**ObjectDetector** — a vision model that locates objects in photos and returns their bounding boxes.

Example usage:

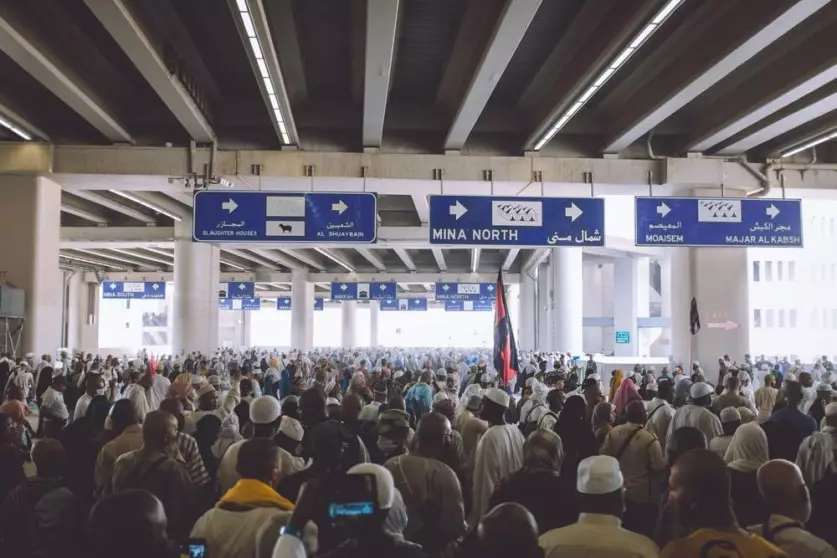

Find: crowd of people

[0,348,836,557]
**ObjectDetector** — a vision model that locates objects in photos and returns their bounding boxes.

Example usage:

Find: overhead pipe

[740,157,771,198]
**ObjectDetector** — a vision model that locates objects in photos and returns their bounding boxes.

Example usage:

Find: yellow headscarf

[609,369,624,402]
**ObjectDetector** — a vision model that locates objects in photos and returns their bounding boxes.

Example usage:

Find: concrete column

[173,218,220,356]
[519,272,536,350]
[613,257,650,357]
[66,272,99,354]
[582,263,604,353]
[0,175,62,356]
[506,283,520,343]
[536,262,551,351]
[242,309,253,349]
[291,269,314,351]
[370,302,380,347]
[665,248,693,366]
[341,301,358,349]
[551,248,583,353]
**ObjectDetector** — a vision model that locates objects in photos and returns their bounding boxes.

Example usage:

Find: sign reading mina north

[635,197,803,247]
[193,191,378,244]
[428,195,605,247]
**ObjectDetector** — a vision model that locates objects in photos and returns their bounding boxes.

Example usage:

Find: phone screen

[325,473,378,527]
[328,501,375,518]
[180,539,207,558]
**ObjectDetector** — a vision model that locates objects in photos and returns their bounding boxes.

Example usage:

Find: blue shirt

[769,407,818,438]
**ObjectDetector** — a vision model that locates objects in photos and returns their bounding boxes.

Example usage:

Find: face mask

[377,437,399,454]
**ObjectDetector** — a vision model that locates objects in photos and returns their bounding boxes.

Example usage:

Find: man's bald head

[477,503,540,558]
[341,393,363,421]
[757,459,811,523]
[32,438,67,478]
[142,410,177,451]
[626,399,647,424]
[415,412,451,458]
[89,490,167,558]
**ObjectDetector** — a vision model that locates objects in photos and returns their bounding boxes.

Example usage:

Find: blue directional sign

[102,281,166,300]
[615,331,631,344]
[330,282,397,301]
[429,195,605,246]
[218,297,261,310]
[219,281,255,299]
[381,298,428,311]
[435,282,496,301]
[276,297,292,310]
[314,298,324,311]
[445,300,494,312]
[635,197,803,247]
[193,191,378,243]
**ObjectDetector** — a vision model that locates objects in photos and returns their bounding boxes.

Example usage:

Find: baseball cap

[577,455,623,495]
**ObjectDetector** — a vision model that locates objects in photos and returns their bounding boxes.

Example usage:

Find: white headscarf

[724,422,769,473]
[458,384,483,417]
[796,432,836,487]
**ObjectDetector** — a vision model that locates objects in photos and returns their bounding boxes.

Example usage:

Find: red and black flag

[494,268,519,387]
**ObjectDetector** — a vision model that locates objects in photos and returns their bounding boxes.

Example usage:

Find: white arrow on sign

[442,284,450,291]
[657,202,671,218]
[766,204,780,220]
[379,284,387,291]
[487,285,495,291]
[707,320,739,330]
[340,284,348,291]
[449,201,468,220]
[109,283,117,290]
[332,200,348,214]
[238,283,246,290]
[152,283,160,290]
[222,199,238,214]
[564,203,583,222]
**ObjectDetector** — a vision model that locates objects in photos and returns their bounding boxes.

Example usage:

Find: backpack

[404,384,432,422]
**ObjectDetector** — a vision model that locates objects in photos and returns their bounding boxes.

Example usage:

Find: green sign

[615,331,631,344]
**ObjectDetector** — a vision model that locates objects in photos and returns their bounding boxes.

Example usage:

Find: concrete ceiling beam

[61,204,109,225]
[356,248,386,271]
[393,248,416,271]
[66,191,156,224]
[502,248,520,271]
[431,248,447,272]
[362,0,401,149]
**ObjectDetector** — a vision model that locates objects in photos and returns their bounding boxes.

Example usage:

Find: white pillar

[0,176,62,356]
[291,269,314,351]
[613,257,650,357]
[242,309,253,348]
[551,248,583,353]
[66,272,98,354]
[173,218,220,356]
[582,263,604,353]
[519,272,536,350]
[370,302,380,347]
[536,263,551,351]
[341,301,358,349]
[507,283,520,343]
[665,247,693,366]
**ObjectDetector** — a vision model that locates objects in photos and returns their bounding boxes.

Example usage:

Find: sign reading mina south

[635,197,803,247]
[428,195,605,247]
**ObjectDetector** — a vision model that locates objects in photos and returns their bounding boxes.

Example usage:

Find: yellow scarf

[218,479,294,511]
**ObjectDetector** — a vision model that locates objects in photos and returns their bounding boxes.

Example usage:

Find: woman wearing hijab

[553,395,598,491]
[58,395,112,510]
[608,370,624,402]
[278,364,295,400]
[724,422,770,527]
[612,378,641,421]
[195,414,223,482]
[796,432,837,547]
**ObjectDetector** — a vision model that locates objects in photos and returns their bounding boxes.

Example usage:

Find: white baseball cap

[577,455,623,495]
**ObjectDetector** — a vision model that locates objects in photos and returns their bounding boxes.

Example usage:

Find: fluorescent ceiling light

[471,248,481,274]
[109,190,183,222]
[533,0,684,151]
[314,248,355,272]
[220,259,247,271]
[74,248,157,268]
[60,254,125,270]
[0,116,32,140]
[780,130,837,158]
[143,247,175,258]
[109,248,172,266]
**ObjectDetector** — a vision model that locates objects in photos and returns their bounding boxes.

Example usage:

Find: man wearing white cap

[710,407,742,459]
[470,388,525,526]
[539,455,659,557]
[666,382,723,445]
[218,395,281,493]
[184,371,241,435]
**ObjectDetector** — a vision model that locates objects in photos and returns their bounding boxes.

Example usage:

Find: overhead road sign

[102,281,165,300]
[635,197,803,247]
[219,281,255,299]
[276,297,292,310]
[330,282,397,301]
[314,298,324,311]
[445,300,494,312]
[380,298,428,311]
[428,195,605,247]
[219,297,261,310]
[193,191,378,244]
[435,282,496,301]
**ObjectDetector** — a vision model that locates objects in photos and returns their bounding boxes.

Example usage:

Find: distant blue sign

[615,331,631,344]
[429,195,605,246]
[218,297,261,311]
[193,191,378,244]
[219,281,255,299]
[276,297,292,310]
[435,282,496,301]
[330,282,397,301]
[445,300,494,312]
[635,197,803,247]
[314,298,324,311]
[380,298,428,311]
[102,281,165,299]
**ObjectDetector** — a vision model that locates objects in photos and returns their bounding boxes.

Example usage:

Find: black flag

[690,297,701,335]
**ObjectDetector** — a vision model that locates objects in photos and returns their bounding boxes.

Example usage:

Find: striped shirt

[175,431,211,487]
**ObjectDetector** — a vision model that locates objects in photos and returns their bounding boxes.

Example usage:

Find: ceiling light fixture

[108,190,183,222]
[74,248,156,268]
[533,0,684,150]
[233,0,292,144]
[109,248,173,266]
[780,130,837,158]
[59,254,125,270]
[314,248,355,273]
[220,259,247,271]
[0,116,32,140]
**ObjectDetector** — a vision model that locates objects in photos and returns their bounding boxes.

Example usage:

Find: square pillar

[536,263,551,351]
[518,272,536,351]
[370,301,380,347]
[66,271,99,354]
[613,257,650,357]
[0,175,62,356]
[291,269,314,352]
[173,218,220,356]
[341,301,358,349]
[550,248,583,353]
